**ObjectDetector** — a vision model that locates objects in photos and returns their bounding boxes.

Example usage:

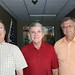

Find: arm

[52,69,58,75]
[16,69,23,75]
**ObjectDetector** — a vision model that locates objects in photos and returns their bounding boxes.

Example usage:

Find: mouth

[34,37,39,39]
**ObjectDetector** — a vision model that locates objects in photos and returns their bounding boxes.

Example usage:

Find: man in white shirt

[0,20,27,75]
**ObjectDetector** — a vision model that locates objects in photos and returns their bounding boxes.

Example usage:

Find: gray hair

[29,22,44,33]
[61,17,75,28]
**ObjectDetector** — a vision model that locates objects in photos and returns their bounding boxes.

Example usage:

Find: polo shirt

[54,37,75,75]
[21,41,58,75]
[0,42,27,75]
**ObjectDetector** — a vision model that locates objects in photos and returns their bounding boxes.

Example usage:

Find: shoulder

[21,42,32,52]
[44,42,53,47]
[43,42,54,50]
[21,42,31,49]
[4,42,20,50]
[4,42,21,56]
[43,42,56,56]
[54,37,64,47]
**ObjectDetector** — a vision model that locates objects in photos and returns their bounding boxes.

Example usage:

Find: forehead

[0,22,4,28]
[30,26,42,31]
[63,19,74,26]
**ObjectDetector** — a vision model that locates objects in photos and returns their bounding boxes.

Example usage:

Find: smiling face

[62,19,75,37]
[29,26,44,44]
[0,22,6,43]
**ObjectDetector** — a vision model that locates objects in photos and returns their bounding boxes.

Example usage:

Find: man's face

[62,20,75,37]
[0,23,6,41]
[30,26,44,44]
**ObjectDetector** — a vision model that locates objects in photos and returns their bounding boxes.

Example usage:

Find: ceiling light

[30,14,56,17]
[32,0,38,4]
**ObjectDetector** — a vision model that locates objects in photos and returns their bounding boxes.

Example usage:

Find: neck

[0,39,5,43]
[33,41,42,50]
[66,35,75,42]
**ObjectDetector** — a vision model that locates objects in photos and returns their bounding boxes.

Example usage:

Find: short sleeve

[12,46,28,70]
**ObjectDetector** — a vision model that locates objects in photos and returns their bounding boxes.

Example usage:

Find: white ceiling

[0,0,75,24]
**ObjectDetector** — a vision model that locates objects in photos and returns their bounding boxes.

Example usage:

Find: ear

[74,26,75,30]
[4,30,6,34]
[61,27,64,31]
[42,33,44,38]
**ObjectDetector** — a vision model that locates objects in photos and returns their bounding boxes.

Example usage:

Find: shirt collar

[63,36,75,43]
[30,41,45,49]
[0,41,5,45]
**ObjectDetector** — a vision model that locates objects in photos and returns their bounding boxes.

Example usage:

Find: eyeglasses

[62,25,74,29]
[0,28,5,31]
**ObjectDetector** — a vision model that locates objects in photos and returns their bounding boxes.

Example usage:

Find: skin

[17,69,23,75]
[0,22,6,43]
[29,26,44,50]
[62,19,75,42]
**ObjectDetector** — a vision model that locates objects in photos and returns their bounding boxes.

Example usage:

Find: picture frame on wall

[43,26,55,45]
[23,26,31,45]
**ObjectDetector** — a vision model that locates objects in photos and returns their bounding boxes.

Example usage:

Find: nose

[34,32,38,35]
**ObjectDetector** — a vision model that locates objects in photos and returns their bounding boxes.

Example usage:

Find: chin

[34,41,39,43]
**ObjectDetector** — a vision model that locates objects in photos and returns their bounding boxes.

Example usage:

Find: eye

[31,31,35,34]
[68,25,73,27]
[62,25,74,28]
[38,30,41,33]
[0,28,4,31]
